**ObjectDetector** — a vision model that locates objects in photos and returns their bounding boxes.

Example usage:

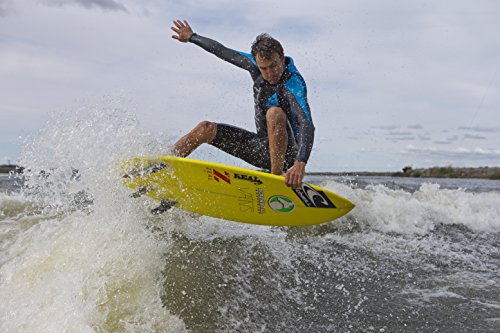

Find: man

[170,20,314,189]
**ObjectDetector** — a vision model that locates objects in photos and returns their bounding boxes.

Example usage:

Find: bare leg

[266,107,288,175]
[172,121,217,157]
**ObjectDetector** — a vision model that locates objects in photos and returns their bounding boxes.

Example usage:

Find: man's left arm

[283,75,315,188]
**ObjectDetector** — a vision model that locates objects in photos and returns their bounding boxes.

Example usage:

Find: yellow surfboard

[122,156,354,227]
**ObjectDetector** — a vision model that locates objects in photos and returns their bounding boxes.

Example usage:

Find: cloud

[433,140,453,145]
[408,124,423,129]
[459,126,500,133]
[372,125,400,130]
[402,145,500,161]
[433,135,459,145]
[386,136,415,143]
[41,0,128,12]
[383,130,417,142]
[463,134,487,140]
[388,131,413,136]
[0,0,12,16]
[417,135,432,141]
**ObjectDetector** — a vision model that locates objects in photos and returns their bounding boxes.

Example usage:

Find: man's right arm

[189,34,258,75]
[171,19,257,75]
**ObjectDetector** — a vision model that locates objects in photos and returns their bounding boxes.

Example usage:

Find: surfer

[170,20,315,189]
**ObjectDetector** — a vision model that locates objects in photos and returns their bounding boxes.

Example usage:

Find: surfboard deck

[122,156,355,227]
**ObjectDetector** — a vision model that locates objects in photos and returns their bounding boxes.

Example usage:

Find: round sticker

[268,195,295,213]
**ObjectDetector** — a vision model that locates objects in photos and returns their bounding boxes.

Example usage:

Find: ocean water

[1,108,499,332]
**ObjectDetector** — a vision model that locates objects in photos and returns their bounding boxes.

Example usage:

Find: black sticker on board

[293,184,336,208]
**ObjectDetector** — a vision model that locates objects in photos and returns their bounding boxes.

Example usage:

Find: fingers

[173,20,183,29]
[292,174,302,189]
[173,19,190,30]
[285,171,303,188]
[285,172,291,187]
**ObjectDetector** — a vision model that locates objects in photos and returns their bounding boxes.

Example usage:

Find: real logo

[268,195,295,213]
[234,173,263,185]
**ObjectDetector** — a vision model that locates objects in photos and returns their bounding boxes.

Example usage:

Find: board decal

[234,173,263,185]
[256,188,265,214]
[293,184,336,208]
[268,195,295,213]
[238,187,254,212]
[206,167,231,184]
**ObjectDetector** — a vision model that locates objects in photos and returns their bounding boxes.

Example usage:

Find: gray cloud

[403,145,500,161]
[385,131,416,142]
[372,125,400,130]
[388,131,413,136]
[386,136,415,143]
[42,0,128,12]
[418,135,432,141]
[408,124,423,130]
[433,135,459,145]
[0,0,12,16]
[433,140,453,145]
[464,134,487,140]
[459,126,500,133]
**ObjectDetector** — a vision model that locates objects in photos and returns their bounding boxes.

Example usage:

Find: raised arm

[171,19,258,76]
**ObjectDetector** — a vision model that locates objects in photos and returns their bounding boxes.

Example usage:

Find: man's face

[255,52,285,85]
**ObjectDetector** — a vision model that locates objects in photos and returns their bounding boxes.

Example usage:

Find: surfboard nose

[339,199,355,210]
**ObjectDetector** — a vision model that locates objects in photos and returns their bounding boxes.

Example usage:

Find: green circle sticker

[268,195,295,213]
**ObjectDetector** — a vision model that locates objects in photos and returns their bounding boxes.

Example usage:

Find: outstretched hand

[171,19,193,43]
[285,161,306,189]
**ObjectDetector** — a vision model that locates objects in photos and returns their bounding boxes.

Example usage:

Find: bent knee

[195,121,217,142]
[196,120,216,133]
[266,107,286,123]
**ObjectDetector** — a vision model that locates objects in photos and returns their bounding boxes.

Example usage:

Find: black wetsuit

[189,33,315,171]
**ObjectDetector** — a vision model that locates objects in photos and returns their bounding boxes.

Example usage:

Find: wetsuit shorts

[210,123,298,171]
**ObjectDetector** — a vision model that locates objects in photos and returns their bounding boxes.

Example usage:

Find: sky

[1,0,499,172]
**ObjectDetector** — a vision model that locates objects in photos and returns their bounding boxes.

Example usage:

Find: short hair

[251,33,284,60]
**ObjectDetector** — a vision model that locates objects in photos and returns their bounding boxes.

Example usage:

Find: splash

[323,181,500,234]
[0,101,187,332]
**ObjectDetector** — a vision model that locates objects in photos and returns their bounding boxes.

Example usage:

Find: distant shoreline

[309,166,500,180]
[0,165,23,174]
[1,164,500,180]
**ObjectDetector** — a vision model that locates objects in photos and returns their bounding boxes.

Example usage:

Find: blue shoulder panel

[234,50,257,66]
[267,93,279,108]
[285,74,312,122]
[286,56,299,74]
